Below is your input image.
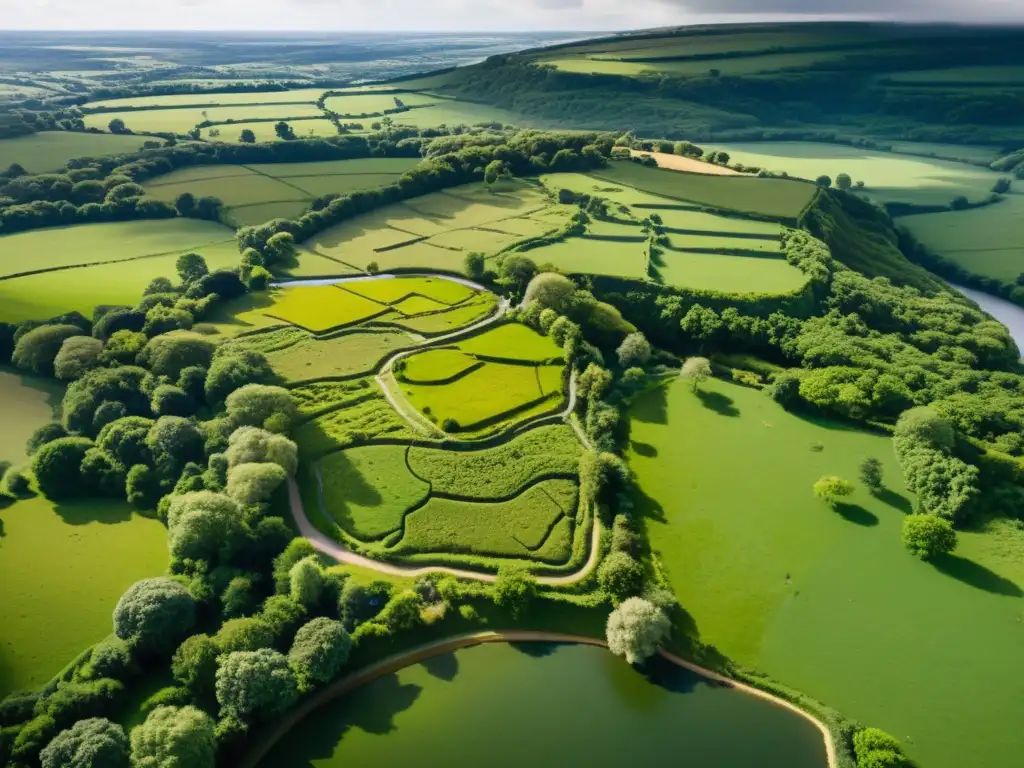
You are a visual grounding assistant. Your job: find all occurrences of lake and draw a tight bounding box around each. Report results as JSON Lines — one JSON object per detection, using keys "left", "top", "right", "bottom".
{"left": 258, "top": 642, "right": 828, "bottom": 768}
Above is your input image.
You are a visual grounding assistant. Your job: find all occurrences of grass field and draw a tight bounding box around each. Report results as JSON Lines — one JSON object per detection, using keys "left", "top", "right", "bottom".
{"left": 382, "top": 294, "right": 498, "bottom": 335}
{"left": 705, "top": 142, "right": 1004, "bottom": 205}
{"left": 85, "top": 87, "right": 328, "bottom": 109}
{"left": 529, "top": 237, "right": 649, "bottom": 280}
{"left": 888, "top": 66, "right": 1024, "bottom": 84}
{"left": 259, "top": 285, "right": 389, "bottom": 331}
{"left": 628, "top": 376, "right": 1024, "bottom": 768}
{"left": 84, "top": 104, "right": 325, "bottom": 134}
{"left": 0, "top": 131, "right": 149, "bottom": 173}
{"left": 389, "top": 100, "right": 530, "bottom": 129}
{"left": 342, "top": 275, "right": 475, "bottom": 305}
{"left": 200, "top": 118, "right": 339, "bottom": 143}
{"left": 0, "top": 370, "right": 63, "bottom": 466}
{"left": 0, "top": 497, "right": 167, "bottom": 697}
{"left": 319, "top": 445, "right": 429, "bottom": 540}
{"left": 655, "top": 250, "right": 807, "bottom": 294}
{"left": 322, "top": 92, "right": 436, "bottom": 116}
{"left": 400, "top": 349, "right": 480, "bottom": 383}
{"left": 589, "top": 162, "right": 817, "bottom": 220}
{"left": 883, "top": 141, "right": 1000, "bottom": 164}
{"left": 456, "top": 323, "right": 562, "bottom": 362}
{"left": 266, "top": 330, "right": 415, "bottom": 382}
{"left": 543, "top": 48, "right": 858, "bottom": 78}
{"left": 900, "top": 195, "right": 1024, "bottom": 281}
{"left": 654, "top": 208, "right": 782, "bottom": 237}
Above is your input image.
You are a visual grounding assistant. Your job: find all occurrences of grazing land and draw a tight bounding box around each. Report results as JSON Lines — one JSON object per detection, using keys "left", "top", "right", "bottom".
{"left": 322, "top": 92, "right": 436, "bottom": 115}
{"left": 199, "top": 118, "right": 340, "bottom": 143}
{"left": 0, "top": 131, "right": 149, "bottom": 173}
{"left": 656, "top": 249, "right": 805, "bottom": 294}
{"left": 0, "top": 497, "right": 167, "bottom": 697}
{"left": 0, "top": 370, "right": 63, "bottom": 465}
{"left": 84, "top": 87, "right": 330, "bottom": 109}
{"left": 84, "top": 104, "right": 325, "bottom": 134}
{"left": 629, "top": 377, "right": 1024, "bottom": 768}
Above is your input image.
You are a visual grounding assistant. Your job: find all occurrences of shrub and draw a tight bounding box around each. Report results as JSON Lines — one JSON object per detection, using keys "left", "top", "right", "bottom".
{"left": 26, "top": 423, "right": 68, "bottom": 455}
{"left": 138, "top": 335, "right": 214, "bottom": 380}
{"left": 10, "top": 714, "right": 58, "bottom": 764}
{"left": 129, "top": 705, "right": 215, "bottom": 768}
{"left": 597, "top": 551, "right": 644, "bottom": 602}
{"left": 151, "top": 385, "right": 194, "bottom": 418}
{"left": 97, "top": 417, "right": 153, "bottom": 467}
{"left": 146, "top": 416, "right": 204, "bottom": 479}
{"left": 139, "top": 686, "right": 190, "bottom": 714}
{"left": 338, "top": 579, "right": 392, "bottom": 630}
{"left": 166, "top": 491, "right": 247, "bottom": 565}
{"left": 288, "top": 618, "right": 352, "bottom": 690}
{"left": 616, "top": 332, "right": 651, "bottom": 368}
{"left": 54, "top": 336, "right": 104, "bottom": 381}
{"left": 215, "top": 649, "right": 298, "bottom": 721}
{"left": 860, "top": 457, "right": 883, "bottom": 493}
{"left": 259, "top": 595, "right": 308, "bottom": 648}
{"left": 226, "top": 462, "right": 287, "bottom": 505}
{"left": 225, "top": 384, "right": 296, "bottom": 431}
{"left": 813, "top": 476, "right": 854, "bottom": 505}
{"left": 12, "top": 324, "right": 84, "bottom": 375}
{"left": 901, "top": 515, "right": 957, "bottom": 560}
{"left": 289, "top": 556, "right": 326, "bottom": 609}
{"left": 226, "top": 427, "right": 298, "bottom": 475}
{"left": 221, "top": 577, "right": 258, "bottom": 619}
{"left": 1, "top": 465, "right": 31, "bottom": 498}
{"left": 524, "top": 272, "right": 575, "bottom": 312}
{"left": 376, "top": 590, "right": 423, "bottom": 632}
{"left": 680, "top": 356, "right": 712, "bottom": 393}
{"left": 85, "top": 636, "right": 134, "bottom": 681}
{"left": 606, "top": 597, "right": 670, "bottom": 665}
{"left": 40, "top": 717, "right": 129, "bottom": 768}
{"left": 32, "top": 437, "right": 93, "bottom": 499}
{"left": 113, "top": 578, "right": 197, "bottom": 655}
{"left": 766, "top": 371, "right": 801, "bottom": 409}
{"left": 205, "top": 349, "right": 273, "bottom": 403}
{"left": 171, "top": 634, "right": 218, "bottom": 699}
{"left": 214, "top": 617, "right": 276, "bottom": 654}
{"left": 492, "top": 567, "right": 537, "bottom": 618}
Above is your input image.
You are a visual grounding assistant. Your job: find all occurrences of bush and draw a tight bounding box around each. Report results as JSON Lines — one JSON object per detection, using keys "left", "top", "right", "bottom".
{"left": 54, "top": 336, "right": 104, "bottom": 381}
{"left": 524, "top": 272, "right": 575, "bottom": 312}
{"left": 337, "top": 579, "right": 392, "bottom": 630}
{"left": 214, "top": 617, "right": 276, "bottom": 654}
{"left": 138, "top": 335, "right": 215, "bottom": 380}
{"left": 813, "top": 475, "right": 854, "bottom": 505}
{"left": 259, "top": 595, "right": 308, "bottom": 648}
{"left": 171, "top": 634, "right": 218, "bottom": 699}
{"left": 85, "top": 636, "right": 134, "bottom": 681}
{"left": 32, "top": 436, "right": 93, "bottom": 500}
{"left": 226, "top": 426, "right": 298, "bottom": 475}
{"left": 26, "top": 423, "right": 68, "bottom": 455}
{"left": 226, "top": 462, "right": 287, "bottom": 505}
{"left": 151, "top": 385, "right": 194, "bottom": 418}
{"left": 616, "top": 332, "right": 651, "bottom": 368}
{"left": 901, "top": 515, "right": 957, "bottom": 560}
{"left": 492, "top": 567, "right": 537, "bottom": 618}
{"left": 225, "top": 385, "right": 296, "bottom": 432}
{"left": 288, "top": 618, "right": 352, "bottom": 690}
{"left": 129, "top": 705, "right": 215, "bottom": 768}
{"left": 859, "top": 457, "right": 883, "bottom": 493}
{"left": 113, "top": 578, "right": 197, "bottom": 655}
{"left": 1, "top": 465, "right": 31, "bottom": 498}
{"left": 215, "top": 649, "right": 298, "bottom": 721}
{"left": 376, "top": 590, "right": 423, "bottom": 632}
{"left": 39, "top": 717, "right": 129, "bottom": 768}
{"left": 222, "top": 577, "right": 259, "bottom": 619}
{"left": 12, "top": 324, "right": 84, "bottom": 375}
{"left": 166, "top": 491, "right": 247, "bottom": 565}
{"left": 597, "top": 551, "right": 644, "bottom": 602}
{"left": 205, "top": 350, "right": 274, "bottom": 404}
{"left": 289, "top": 556, "right": 326, "bottom": 609}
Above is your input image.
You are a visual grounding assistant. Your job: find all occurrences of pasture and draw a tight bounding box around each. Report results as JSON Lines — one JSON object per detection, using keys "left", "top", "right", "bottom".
{"left": 389, "top": 100, "right": 530, "bottom": 129}
{"left": 322, "top": 92, "right": 436, "bottom": 116}
{"left": 0, "top": 131, "right": 148, "bottom": 173}
{"left": 84, "top": 87, "right": 328, "bottom": 109}
{"left": 265, "top": 330, "right": 416, "bottom": 381}
{"left": 200, "top": 118, "right": 339, "bottom": 143}
{"left": 705, "top": 142, "right": 1004, "bottom": 205}
{"left": 0, "top": 497, "right": 167, "bottom": 697}
{"left": 0, "top": 370, "right": 63, "bottom": 466}
{"left": 655, "top": 250, "right": 806, "bottom": 295}
{"left": 84, "top": 104, "right": 325, "bottom": 134}
{"left": 900, "top": 195, "right": 1024, "bottom": 281}
{"left": 628, "top": 376, "right": 1024, "bottom": 768}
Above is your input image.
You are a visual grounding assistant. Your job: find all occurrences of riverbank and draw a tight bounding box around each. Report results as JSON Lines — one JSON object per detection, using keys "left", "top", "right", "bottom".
{"left": 950, "top": 281, "right": 1024, "bottom": 358}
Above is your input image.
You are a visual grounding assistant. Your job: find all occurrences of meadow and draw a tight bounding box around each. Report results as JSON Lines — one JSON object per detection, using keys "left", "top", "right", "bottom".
{"left": 628, "top": 376, "right": 1024, "bottom": 768}
{"left": 900, "top": 194, "right": 1024, "bottom": 281}
{"left": 705, "top": 142, "right": 1005, "bottom": 205}
{"left": 322, "top": 92, "right": 436, "bottom": 116}
{"left": 655, "top": 249, "right": 806, "bottom": 295}
{"left": 199, "top": 118, "right": 340, "bottom": 143}
{"left": 265, "top": 329, "right": 417, "bottom": 382}
{"left": 0, "top": 497, "right": 167, "bottom": 697}
{"left": 0, "top": 370, "right": 62, "bottom": 466}
{"left": 0, "top": 131, "right": 148, "bottom": 173}
{"left": 84, "top": 104, "right": 325, "bottom": 134}
{"left": 84, "top": 87, "right": 329, "bottom": 109}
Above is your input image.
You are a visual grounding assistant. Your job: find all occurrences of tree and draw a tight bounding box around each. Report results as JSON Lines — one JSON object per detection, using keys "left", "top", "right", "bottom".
{"left": 524, "top": 272, "right": 575, "bottom": 313}
{"left": 577, "top": 362, "right": 612, "bottom": 403}
{"left": 606, "top": 597, "right": 670, "bottom": 665}
{"left": 151, "top": 385, "right": 194, "bottom": 418}
{"left": 227, "top": 462, "right": 287, "bottom": 505}
{"left": 950, "top": 195, "right": 969, "bottom": 210}
{"left": 679, "top": 305, "right": 721, "bottom": 351}
{"left": 214, "top": 617, "right": 275, "bottom": 653}
{"left": 222, "top": 577, "right": 258, "bottom": 619}
{"left": 497, "top": 254, "right": 537, "bottom": 295}
{"left": 835, "top": 173, "right": 853, "bottom": 191}
{"left": 492, "top": 567, "right": 537, "bottom": 618}
{"left": 113, "top": 578, "right": 197, "bottom": 655}
{"left": 265, "top": 231, "right": 298, "bottom": 267}
{"left": 992, "top": 177, "right": 1012, "bottom": 194}
{"left": 108, "top": 118, "right": 128, "bottom": 134}
{"left": 853, "top": 728, "right": 912, "bottom": 768}
{"left": 225, "top": 384, "right": 297, "bottom": 432}
{"left": 463, "top": 251, "right": 486, "bottom": 279}
{"left": 616, "top": 332, "right": 651, "bottom": 368}
{"left": 289, "top": 556, "right": 326, "bottom": 609}
{"left": 483, "top": 159, "right": 506, "bottom": 186}
{"left": 143, "top": 305, "right": 193, "bottom": 337}
{"left": 288, "top": 618, "right": 352, "bottom": 690}
{"left": 171, "top": 634, "right": 219, "bottom": 699}
{"left": 13, "top": 324, "right": 84, "bottom": 375}
{"left": 902, "top": 515, "right": 957, "bottom": 560}
{"left": 175, "top": 253, "right": 209, "bottom": 284}
{"left": 1, "top": 464, "right": 31, "bottom": 498}
{"left": 205, "top": 349, "right": 273, "bottom": 403}
{"left": 146, "top": 416, "right": 204, "bottom": 479}
{"left": 893, "top": 406, "right": 955, "bottom": 451}
{"left": 40, "top": 717, "right": 129, "bottom": 768}
{"left": 54, "top": 336, "right": 104, "bottom": 381}
{"left": 813, "top": 476, "right": 854, "bottom": 506}
{"left": 101, "top": 330, "right": 147, "bottom": 365}
{"left": 860, "top": 457, "right": 884, "bottom": 493}
{"left": 273, "top": 121, "right": 296, "bottom": 141}
{"left": 129, "top": 705, "right": 215, "bottom": 768}
{"left": 680, "top": 356, "right": 711, "bottom": 393}
{"left": 816, "top": 175, "right": 832, "bottom": 188}
{"left": 239, "top": 129, "right": 256, "bottom": 144}
{"left": 215, "top": 649, "right": 298, "bottom": 721}
{"left": 375, "top": 590, "right": 423, "bottom": 632}
{"left": 27, "top": 422, "right": 68, "bottom": 455}
{"left": 32, "top": 437, "right": 93, "bottom": 499}
{"left": 173, "top": 192, "right": 196, "bottom": 217}
{"left": 138, "top": 335, "right": 215, "bottom": 380}
{"left": 226, "top": 426, "right": 298, "bottom": 475}
{"left": 166, "top": 491, "right": 246, "bottom": 565}
{"left": 597, "top": 551, "right": 644, "bottom": 602}
{"left": 97, "top": 416, "right": 153, "bottom": 468}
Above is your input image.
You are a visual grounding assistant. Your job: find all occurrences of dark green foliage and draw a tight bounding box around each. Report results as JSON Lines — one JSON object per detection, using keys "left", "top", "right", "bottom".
{"left": 143, "top": 306, "right": 193, "bottom": 337}
{"left": 171, "top": 634, "right": 219, "bottom": 699}
{"left": 39, "top": 717, "right": 129, "bottom": 768}
{"left": 902, "top": 515, "right": 957, "bottom": 560}
{"left": 147, "top": 416, "right": 205, "bottom": 479}
{"left": 26, "top": 423, "right": 67, "bottom": 455}
{"left": 492, "top": 567, "right": 537, "bottom": 618}
{"left": 222, "top": 577, "right": 259, "bottom": 619}
{"left": 0, "top": 691, "right": 39, "bottom": 727}
{"left": 186, "top": 269, "right": 245, "bottom": 301}
{"left": 597, "top": 551, "right": 645, "bottom": 601}
{"left": 84, "top": 637, "right": 134, "bottom": 682}
{"left": 38, "top": 678, "right": 124, "bottom": 732}
{"left": 214, "top": 617, "right": 276, "bottom": 653}
{"left": 12, "top": 324, "right": 84, "bottom": 375}
{"left": 205, "top": 349, "right": 274, "bottom": 404}
{"left": 853, "top": 728, "right": 913, "bottom": 768}
{"left": 215, "top": 649, "right": 298, "bottom": 722}
{"left": 139, "top": 686, "right": 191, "bottom": 714}
{"left": 138, "top": 335, "right": 215, "bottom": 380}
{"left": 151, "top": 385, "right": 195, "bottom": 417}
{"left": 176, "top": 253, "right": 209, "bottom": 284}
{"left": 271, "top": 538, "right": 317, "bottom": 594}
{"left": 166, "top": 491, "right": 247, "bottom": 565}
{"left": 113, "top": 578, "right": 197, "bottom": 655}
{"left": 32, "top": 437, "right": 94, "bottom": 500}
{"left": 63, "top": 366, "right": 152, "bottom": 436}
{"left": 337, "top": 579, "right": 392, "bottom": 630}
{"left": 259, "top": 595, "right": 308, "bottom": 649}
{"left": 860, "top": 457, "right": 884, "bottom": 493}
{"left": 129, "top": 705, "right": 215, "bottom": 768}
{"left": 97, "top": 416, "right": 153, "bottom": 467}
{"left": 80, "top": 448, "right": 127, "bottom": 497}
{"left": 177, "top": 366, "right": 207, "bottom": 404}
{"left": 126, "top": 464, "right": 161, "bottom": 509}
{"left": 11, "top": 714, "right": 58, "bottom": 765}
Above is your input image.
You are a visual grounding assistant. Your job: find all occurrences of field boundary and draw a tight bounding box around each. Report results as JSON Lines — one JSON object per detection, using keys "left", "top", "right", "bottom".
{"left": 238, "top": 631, "right": 837, "bottom": 768}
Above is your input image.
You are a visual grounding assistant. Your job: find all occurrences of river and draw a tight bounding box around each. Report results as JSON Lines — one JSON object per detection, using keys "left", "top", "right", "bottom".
{"left": 951, "top": 282, "right": 1024, "bottom": 357}
{"left": 258, "top": 642, "right": 827, "bottom": 768}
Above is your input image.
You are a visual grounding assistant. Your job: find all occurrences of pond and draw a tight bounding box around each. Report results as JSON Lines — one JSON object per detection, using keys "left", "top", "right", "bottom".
{"left": 258, "top": 642, "right": 828, "bottom": 768}
{"left": 951, "top": 282, "right": 1024, "bottom": 358}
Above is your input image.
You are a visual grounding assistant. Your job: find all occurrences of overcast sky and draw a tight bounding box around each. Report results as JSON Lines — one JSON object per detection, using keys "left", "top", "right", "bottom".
{"left": 5, "top": 0, "right": 1024, "bottom": 31}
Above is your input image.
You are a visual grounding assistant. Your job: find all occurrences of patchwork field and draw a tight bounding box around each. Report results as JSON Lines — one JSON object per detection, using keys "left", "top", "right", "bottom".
{"left": 628, "top": 376, "right": 1024, "bottom": 768}
{"left": 322, "top": 92, "right": 436, "bottom": 116}
{"left": 0, "top": 131, "right": 149, "bottom": 173}
{"left": 199, "top": 118, "right": 340, "bottom": 144}
{"left": 144, "top": 157, "right": 420, "bottom": 227}
{"left": 0, "top": 497, "right": 168, "bottom": 697}
{"left": 84, "top": 87, "right": 329, "bottom": 109}
{"left": 84, "top": 104, "right": 325, "bottom": 134}
{"left": 900, "top": 194, "right": 1024, "bottom": 281}
{"left": 705, "top": 142, "right": 1005, "bottom": 205}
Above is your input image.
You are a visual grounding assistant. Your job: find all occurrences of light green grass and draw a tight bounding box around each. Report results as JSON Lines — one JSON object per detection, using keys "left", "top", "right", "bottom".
{"left": 382, "top": 294, "right": 498, "bottom": 335}
{"left": 248, "top": 158, "right": 420, "bottom": 177}
{"left": 457, "top": 323, "right": 562, "bottom": 362}
{"left": 629, "top": 376, "right": 1024, "bottom": 768}
{"left": 200, "top": 119, "right": 339, "bottom": 143}
{"left": 391, "top": 295, "right": 449, "bottom": 315}
{"left": 705, "top": 142, "right": 1004, "bottom": 205}
{"left": 653, "top": 208, "right": 782, "bottom": 237}
{"left": 590, "top": 162, "right": 817, "bottom": 220}
{"left": 258, "top": 285, "right": 387, "bottom": 332}
{"left": 0, "top": 240, "right": 241, "bottom": 324}
{"left": 668, "top": 232, "right": 781, "bottom": 254}
{"left": 389, "top": 100, "right": 528, "bottom": 129}
{"left": 293, "top": 394, "right": 416, "bottom": 459}
{"left": 281, "top": 173, "right": 402, "bottom": 198}
{"left": 0, "top": 218, "right": 234, "bottom": 277}
{"left": 408, "top": 423, "right": 582, "bottom": 497}
{"left": 0, "top": 131, "right": 149, "bottom": 173}
{"left": 341, "top": 276, "right": 475, "bottom": 305}
{"left": 883, "top": 141, "right": 1000, "bottom": 164}
{"left": 86, "top": 88, "right": 328, "bottom": 109}
{"left": 322, "top": 93, "right": 435, "bottom": 116}
{"left": 84, "top": 105, "right": 324, "bottom": 134}
{"left": 146, "top": 173, "right": 308, "bottom": 208}
{"left": 319, "top": 445, "right": 429, "bottom": 540}
{"left": 400, "top": 349, "right": 480, "bottom": 383}
{"left": 267, "top": 330, "right": 414, "bottom": 382}
{"left": 900, "top": 195, "right": 1024, "bottom": 281}
{"left": 0, "top": 371, "right": 63, "bottom": 466}
{"left": 0, "top": 497, "right": 167, "bottom": 697}
{"left": 226, "top": 201, "right": 313, "bottom": 227}
{"left": 528, "top": 237, "right": 649, "bottom": 280}
{"left": 366, "top": 242, "right": 472, "bottom": 274}
{"left": 656, "top": 250, "right": 806, "bottom": 294}
{"left": 392, "top": 479, "right": 577, "bottom": 560}
{"left": 543, "top": 48, "right": 857, "bottom": 78}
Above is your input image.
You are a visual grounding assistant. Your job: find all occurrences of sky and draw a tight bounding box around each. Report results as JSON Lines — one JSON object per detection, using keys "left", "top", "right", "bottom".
{"left": 4, "top": 0, "right": 1024, "bottom": 31}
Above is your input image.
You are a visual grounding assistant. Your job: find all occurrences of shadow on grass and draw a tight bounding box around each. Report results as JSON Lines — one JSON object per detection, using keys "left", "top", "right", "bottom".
{"left": 53, "top": 500, "right": 132, "bottom": 526}
{"left": 833, "top": 502, "right": 879, "bottom": 527}
{"left": 420, "top": 650, "right": 459, "bottom": 681}
{"left": 932, "top": 553, "right": 1023, "bottom": 597}
{"left": 630, "top": 440, "right": 658, "bottom": 458}
{"left": 696, "top": 388, "right": 739, "bottom": 417}
{"left": 873, "top": 487, "right": 913, "bottom": 514}
{"left": 510, "top": 641, "right": 563, "bottom": 658}
{"left": 630, "top": 381, "right": 669, "bottom": 425}
{"left": 632, "top": 484, "right": 667, "bottom": 524}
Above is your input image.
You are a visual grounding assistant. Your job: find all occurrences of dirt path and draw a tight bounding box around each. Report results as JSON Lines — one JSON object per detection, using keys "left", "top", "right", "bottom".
{"left": 626, "top": 148, "right": 742, "bottom": 176}
{"left": 239, "top": 630, "right": 836, "bottom": 768}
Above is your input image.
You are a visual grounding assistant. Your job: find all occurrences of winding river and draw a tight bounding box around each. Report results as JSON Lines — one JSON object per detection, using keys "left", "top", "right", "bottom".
{"left": 258, "top": 642, "right": 827, "bottom": 768}
{"left": 951, "top": 282, "right": 1024, "bottom": 357}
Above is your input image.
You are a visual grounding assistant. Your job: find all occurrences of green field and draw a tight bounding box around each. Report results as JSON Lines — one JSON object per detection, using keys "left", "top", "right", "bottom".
{"left": 705, "top": 142, "right": 1004, "bottom": 205}
{"left": 900, "top": 195, "right": 1024, "bottom": 281}
{"left": 322, "top": 92, "right": 436, "bottom": 116}
{"left": 510, "top": 232, "right": 646, "bottom": 281}
{"left": 258, "top": 285, "right": 389, "bottom": 331}
{"left": 85, "top": 87, "right": 328, "bottom": 109}
{"left": 200, "top": 118, "right": 339, "bottom": 143}
{"left": 656, "top": 250, "right": 807, "bottom": 294}
{"left": 543, "top": 48, "right": 860, "bottom": 78}
{"left": 883, "top": 141, "right": 1000, "bottom": 164}
{"left": 388, "top": 100, "right": 530, "bottom": 129}
{"left": 0, "top": 497, "right": 168, "bottom": 697}
{"left": 84, "top": 104, "right": 325, "bottom": 134}
{"left": 265, "top": 329, "right": 416, "bottom": 382}
{"left": 0, "top": 370, "right": 63, "bottom": 466}
{"left": 342, "top": 275, "right": 475, "bottom": 305}
{"left": 628, "top": 376, "right": 1024, "bottom": 768}
{"left": 589, "top": 162, "right": 817, "bottom": 220}
{"left": 401, "top": 348, "right": 480, "bottom": 383}
{"left": 457, "top": 322, "right": 564, "bottom": 362}
{"left": 0, "top": 131, "right": 149, "bottom": 173}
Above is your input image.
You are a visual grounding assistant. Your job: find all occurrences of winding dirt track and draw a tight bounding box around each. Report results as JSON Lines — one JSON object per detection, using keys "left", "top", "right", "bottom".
{"left": 284, "top": 274, "right": 599, "bottom": 585}
{"left": 239, "top": 631, "right": 837, "bottom": 768}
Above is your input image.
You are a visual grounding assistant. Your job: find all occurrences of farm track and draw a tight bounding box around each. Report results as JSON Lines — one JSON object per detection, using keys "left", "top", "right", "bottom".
{"left": 283, "top": 272, "right": 600, "bottom": 584}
